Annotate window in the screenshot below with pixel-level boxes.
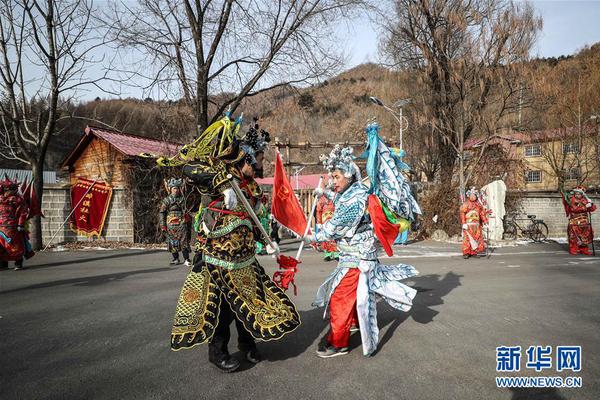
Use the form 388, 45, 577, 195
564, 167, 581, 181
526, 170, 542, 183
525, 144, 541, 157
563, 142, 580, 154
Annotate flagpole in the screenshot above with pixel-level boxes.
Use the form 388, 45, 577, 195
295, 176, 323, 260
43, 176, 101, 252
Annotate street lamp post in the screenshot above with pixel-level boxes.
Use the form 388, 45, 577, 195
369, 96, 410, 149
292, 166, 305, 190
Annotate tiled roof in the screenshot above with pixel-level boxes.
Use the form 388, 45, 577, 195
87, 126, 182, 157
464, 125, 597, 150
61, 125, 182, 167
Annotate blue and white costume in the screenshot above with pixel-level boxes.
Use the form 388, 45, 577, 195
313, 125, 421, 356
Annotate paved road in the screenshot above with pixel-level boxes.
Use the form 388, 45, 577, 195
1, 241, 599, 400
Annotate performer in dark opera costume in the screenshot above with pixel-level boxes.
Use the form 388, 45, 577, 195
159, 178, 192, 266
0, 178, 34, 271
562, 186, 596, 255
153, 116, 300, 372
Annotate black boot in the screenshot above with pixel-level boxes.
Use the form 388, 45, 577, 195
209, 356, 240, 373
245, 348, 262, 364
13, 259, 24, 270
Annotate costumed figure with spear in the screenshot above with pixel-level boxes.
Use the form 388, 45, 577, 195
0, 176, 39, 271
460, 187, 489, 259
304, 122, 421, 358
561, 186, 596, 255
147, 115, 300, 373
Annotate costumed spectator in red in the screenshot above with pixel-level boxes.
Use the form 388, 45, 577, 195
561, 186, 596, 255
0, 178, 34, 270
315, 192, 339, 262
460, 187, 488, 259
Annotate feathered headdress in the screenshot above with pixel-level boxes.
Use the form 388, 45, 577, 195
240, 118, 270, 165
142, 115, 244, 167
319, 145, 361, 181
466, 187, 479, 198
0, 174, 18, 192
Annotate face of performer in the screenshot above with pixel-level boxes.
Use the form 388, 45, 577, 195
241, 160, 255, 178
574, 192, 583, 200
170, 186, 180, 196
331, 169, 351, 193
254, 152, 264, 179
469, 193, 477, 202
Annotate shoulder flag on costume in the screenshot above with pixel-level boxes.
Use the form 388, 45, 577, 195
271, 152, 308, 237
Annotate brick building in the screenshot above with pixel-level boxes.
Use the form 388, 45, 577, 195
42, 126, 180, 244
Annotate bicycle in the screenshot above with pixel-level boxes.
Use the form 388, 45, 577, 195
502, 213, 549, 242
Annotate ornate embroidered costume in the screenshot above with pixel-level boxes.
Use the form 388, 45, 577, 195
311, 128, 421, 357
160, 178, 191, 265
0, 178, 34, 270
164, 116, 299, 370
460, 188, 488, 257
562, 187, 596, 255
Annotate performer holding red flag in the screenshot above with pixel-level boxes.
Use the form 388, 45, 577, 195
562, 186, 596, 255
1, 177, 35, 270
304, 122, 421, 358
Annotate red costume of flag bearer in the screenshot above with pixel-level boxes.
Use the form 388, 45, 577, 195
0, 177, 35, 270
316, 194, 339, 261
460, 187, 488, 259
561, 187, 596, 255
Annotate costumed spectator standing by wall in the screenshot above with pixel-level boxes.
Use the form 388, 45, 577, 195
156, 116, 299, 373
0, 178, 34, 271
460, 187, 489, 259
315, 191, 339, 262
160, 178, 192, 266
305, 127, 421, 358
562, 187, 596, 255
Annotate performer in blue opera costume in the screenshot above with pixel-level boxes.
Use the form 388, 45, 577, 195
305, 122, 422, 357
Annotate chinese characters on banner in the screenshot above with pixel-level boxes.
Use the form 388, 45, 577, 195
70, 178, 113, 237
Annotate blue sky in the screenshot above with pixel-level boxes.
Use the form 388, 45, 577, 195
344, 0, 600, 67
23, 0, 599, 100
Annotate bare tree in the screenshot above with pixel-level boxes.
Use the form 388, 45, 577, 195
0, 0, 112, 249
105, 0, 364, 132
380, 0, 541, 197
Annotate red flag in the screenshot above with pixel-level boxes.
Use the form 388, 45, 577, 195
28, 179, 44, 218
271, 152, 308, 237
70, 178, 113, 237
367, 194, 398, 257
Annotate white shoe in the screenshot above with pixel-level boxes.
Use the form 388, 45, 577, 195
184, 260, 192, 267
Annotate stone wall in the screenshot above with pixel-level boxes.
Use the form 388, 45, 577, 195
510, 191, 600, 238
41, 185, 134, 244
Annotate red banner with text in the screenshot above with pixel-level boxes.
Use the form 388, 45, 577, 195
70, 178, 113, 237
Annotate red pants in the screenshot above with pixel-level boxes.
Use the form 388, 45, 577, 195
327, 268, 360, 348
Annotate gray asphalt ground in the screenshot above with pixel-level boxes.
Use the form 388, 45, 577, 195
1, 240, 599, 400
